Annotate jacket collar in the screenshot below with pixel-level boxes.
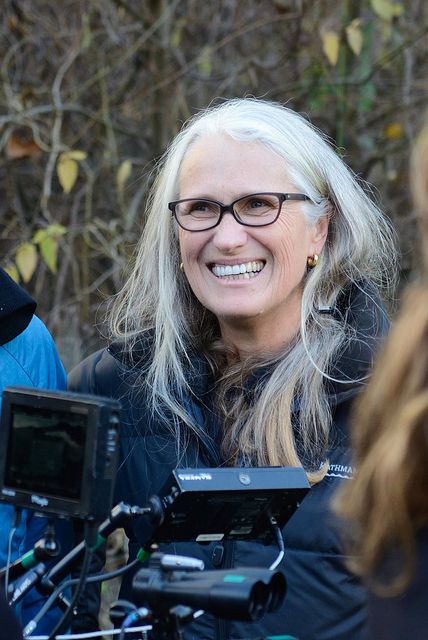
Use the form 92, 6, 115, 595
107, 282, 389, 403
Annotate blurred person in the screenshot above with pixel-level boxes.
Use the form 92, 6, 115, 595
0, 266, 71, 634
335, 120, 428, 640
69, 98, 397, 639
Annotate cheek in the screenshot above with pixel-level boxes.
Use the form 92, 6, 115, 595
270, 219, 309, 276
178, 230, 205, 262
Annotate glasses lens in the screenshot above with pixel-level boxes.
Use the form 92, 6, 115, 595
234, 194, 280, 226
175, 199, 220, 230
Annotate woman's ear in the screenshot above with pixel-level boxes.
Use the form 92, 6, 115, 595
310, 215, 329, 255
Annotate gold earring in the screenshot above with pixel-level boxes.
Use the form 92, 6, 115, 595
180, 262, 184, 272
307, 254, 319, 268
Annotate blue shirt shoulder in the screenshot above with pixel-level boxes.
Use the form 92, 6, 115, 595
0, 315, 66, 394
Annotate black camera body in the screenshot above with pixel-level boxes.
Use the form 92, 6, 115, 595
0, 387, 121, 521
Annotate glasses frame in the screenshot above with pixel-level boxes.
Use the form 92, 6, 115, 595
168, 192, 311, 232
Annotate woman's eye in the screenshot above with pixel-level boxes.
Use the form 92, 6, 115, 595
249, 199, 265, 208
190, 202, 208, 212
187, 201, 217, 216
246, 197, 275, 210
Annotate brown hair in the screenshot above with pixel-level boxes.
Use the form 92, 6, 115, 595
334, 121, 428, 594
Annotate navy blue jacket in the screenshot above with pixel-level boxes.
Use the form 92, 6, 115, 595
69, 285, 388, 640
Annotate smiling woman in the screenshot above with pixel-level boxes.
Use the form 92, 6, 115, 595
176, 135, 329, 354
68, 98, 398, 640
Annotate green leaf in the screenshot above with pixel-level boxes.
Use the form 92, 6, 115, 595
355, 21, 377, 112
81, 13, 92, 50
358, 80, 377, 113
170, 17, 186, 48
197, 47, 212, 76
40, 236, 58, 273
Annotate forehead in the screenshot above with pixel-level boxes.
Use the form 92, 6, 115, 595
178, 134, 293, 198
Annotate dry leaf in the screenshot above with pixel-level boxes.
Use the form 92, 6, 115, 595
15, 242, 38, 283
116, 160, 132, 191
384, 122, 403, 139
68, 150, 87, 161
322, 31, 340, 66
57, 154, 78, 194
371, 0, 403, 21
346, 19, 363, 56
4, 263, 20, 283
5, 133, 42, 160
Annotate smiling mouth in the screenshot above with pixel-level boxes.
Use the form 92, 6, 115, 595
210, 260, 265, 279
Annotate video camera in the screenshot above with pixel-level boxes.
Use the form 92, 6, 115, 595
0, 387, 310, 639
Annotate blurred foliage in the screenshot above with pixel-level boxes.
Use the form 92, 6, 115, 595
0, 0, 427, 367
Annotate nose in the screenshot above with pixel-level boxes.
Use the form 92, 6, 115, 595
211, 211, 249, 252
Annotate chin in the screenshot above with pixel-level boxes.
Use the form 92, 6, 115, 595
214, 307, 262, 323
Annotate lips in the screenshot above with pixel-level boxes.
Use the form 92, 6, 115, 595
210, 260, 265, 278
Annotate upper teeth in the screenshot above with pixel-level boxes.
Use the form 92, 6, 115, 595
211, 261, 264, 277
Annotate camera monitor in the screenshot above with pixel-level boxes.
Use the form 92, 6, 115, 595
0, 387, 121, 521
147, 466, 310, 545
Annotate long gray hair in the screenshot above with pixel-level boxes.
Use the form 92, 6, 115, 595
109, 98, 397, 483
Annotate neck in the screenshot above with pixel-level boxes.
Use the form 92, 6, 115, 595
218, 307, 302, 359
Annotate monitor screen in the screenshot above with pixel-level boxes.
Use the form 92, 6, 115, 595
4, 404, 87, 501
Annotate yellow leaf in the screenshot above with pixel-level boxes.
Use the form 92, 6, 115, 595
322, 31, 340, 66
40, 236, 58, 273
15, 242, 38, 283
116, 160, 132, 192
384, 122, 403, 139
3, 263, 20, 282
57, 154, 78, 194
67, 150, 87, 161
370, 0, 403, 21
346, 19, 363, 56
46, 223, 67, 237
32, 229, 47, 244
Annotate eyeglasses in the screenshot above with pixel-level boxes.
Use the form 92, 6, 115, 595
168, 192, 311, 232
